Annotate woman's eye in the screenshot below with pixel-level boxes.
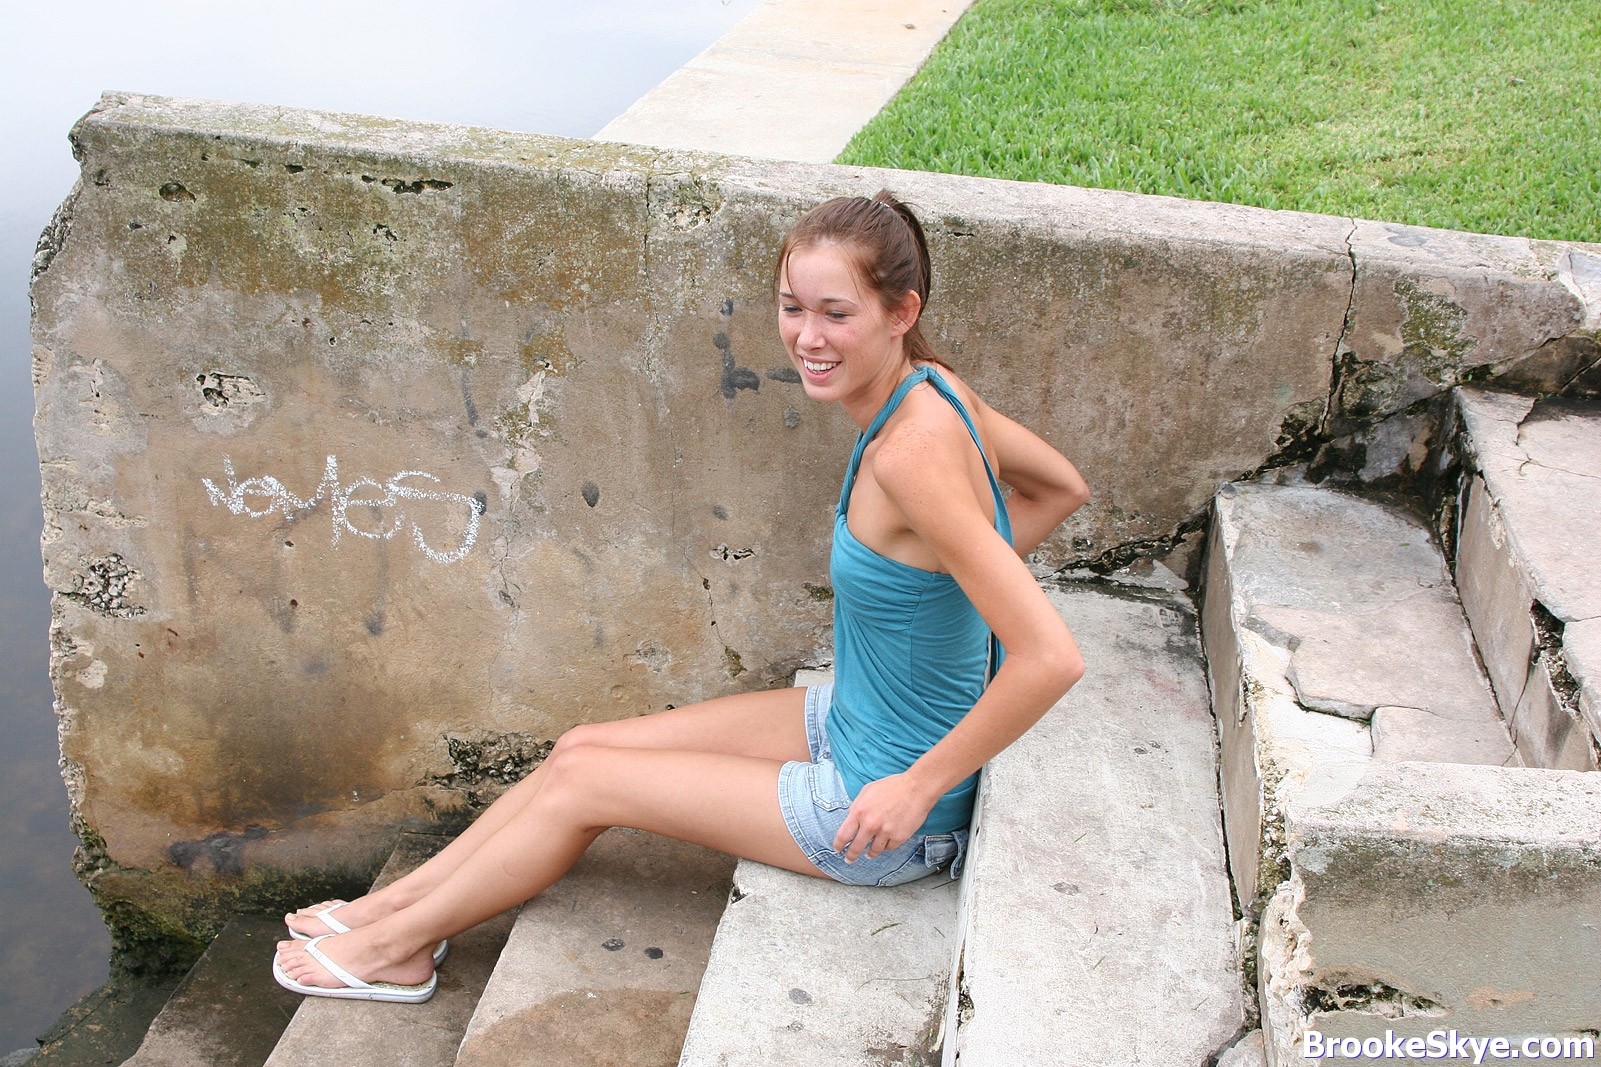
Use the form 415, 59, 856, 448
781, 304, 801, 314
828, 310, 848, 320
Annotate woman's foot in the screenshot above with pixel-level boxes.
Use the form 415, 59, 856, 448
284, 887, 409, 938
274, 932, 437, 996
286, 897, 450, 964
284, 899, 355, 939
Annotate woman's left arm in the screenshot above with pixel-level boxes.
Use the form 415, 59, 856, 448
973, 395, 1090, 557
830, 415, 1085, 862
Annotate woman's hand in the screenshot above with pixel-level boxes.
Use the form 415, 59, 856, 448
833, 772, 940, 862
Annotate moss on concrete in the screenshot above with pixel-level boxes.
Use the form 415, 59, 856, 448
424, 732, 556, 811
85, 863, 376, 982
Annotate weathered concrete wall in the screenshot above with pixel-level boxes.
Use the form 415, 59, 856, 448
30, 92, 1601, 952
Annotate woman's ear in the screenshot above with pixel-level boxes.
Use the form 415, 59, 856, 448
888, 290, 922, 338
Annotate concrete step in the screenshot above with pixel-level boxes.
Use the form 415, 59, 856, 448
21, 981, 179, 1067
680, 856, 958, 1066
456, 828, 734, 1067
1203, 480, 1599, 1062
264, 832, 517, 1067
122, 916, 300, 1067
943, 581, 1245, 1066
679, 667, 960, 1066
1451, 387, 1601, 770
1204, 478, 1510, 912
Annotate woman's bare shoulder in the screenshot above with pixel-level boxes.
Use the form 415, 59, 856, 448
869, 366, 995, 491
922, 363, 1008, 452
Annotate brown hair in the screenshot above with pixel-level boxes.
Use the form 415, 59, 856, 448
775, 190, 942, 367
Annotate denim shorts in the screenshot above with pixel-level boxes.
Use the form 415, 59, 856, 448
778, 683, 968, 887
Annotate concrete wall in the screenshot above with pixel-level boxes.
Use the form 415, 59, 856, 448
30, 92, 1601, 951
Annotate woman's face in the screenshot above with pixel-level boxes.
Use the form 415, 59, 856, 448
777, 242, 915, 413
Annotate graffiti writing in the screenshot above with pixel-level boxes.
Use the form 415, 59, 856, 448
202, 455, 485, 564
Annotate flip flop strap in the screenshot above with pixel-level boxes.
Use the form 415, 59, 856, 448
312, 902, 351, 934
303, 935, 372, 991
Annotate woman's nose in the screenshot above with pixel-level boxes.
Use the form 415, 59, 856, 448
797, 313, 823, 350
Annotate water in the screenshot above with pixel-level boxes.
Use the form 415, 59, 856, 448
0, 0, 761, 1049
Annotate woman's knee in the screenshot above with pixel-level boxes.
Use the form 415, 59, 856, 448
530, 743, 614, 822
550, 721, 610, 757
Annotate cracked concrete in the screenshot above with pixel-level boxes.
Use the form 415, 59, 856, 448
1213, 482, 1504, 731
1453, 388, 1601, 769
1256, 764, 1601, 1063
1458, 389, 1601, 623
1300, 222, 1601, 510
1322, 220, 1361, 434
1556, 248, 1601, 333
1204, 481, 1514, 920
1207, 476, 1601, 1065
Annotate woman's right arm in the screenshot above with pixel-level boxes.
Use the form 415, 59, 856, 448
977, 399, 1090, 557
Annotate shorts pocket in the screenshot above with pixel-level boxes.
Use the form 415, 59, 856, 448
807, 762, 852, 813
922, 829, 969, 879
922, 834, 958, 869
872, 844, 931, 887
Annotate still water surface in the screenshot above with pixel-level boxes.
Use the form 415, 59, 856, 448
0, 0, 760, 1049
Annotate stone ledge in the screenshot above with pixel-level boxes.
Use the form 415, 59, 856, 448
1203, 480, 1601, 1065
678, 666, 958, 1066
459, 829, 734, 1067
678, 862, 957, 1065
1259, 764, 1601, 1061
122, 915, 298, 1067
943, 583, 1243, 1066
1204, 480, 1514, 912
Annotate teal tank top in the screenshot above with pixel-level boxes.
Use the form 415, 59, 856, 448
825, 365, 1013, 834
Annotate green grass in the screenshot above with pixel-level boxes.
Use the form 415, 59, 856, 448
839, 0, 1601, 242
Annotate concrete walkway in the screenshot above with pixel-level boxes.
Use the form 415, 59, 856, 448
594, 0, 976, 162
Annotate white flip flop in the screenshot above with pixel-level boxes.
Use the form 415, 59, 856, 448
287, 901, 449, 965
272, 934, 436, 1004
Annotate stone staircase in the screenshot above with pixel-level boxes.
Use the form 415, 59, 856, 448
1204, 388, 1599, 1062
113, 386, 1598, 1067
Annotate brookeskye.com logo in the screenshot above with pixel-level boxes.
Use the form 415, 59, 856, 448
1303, 1030, 1597, 1064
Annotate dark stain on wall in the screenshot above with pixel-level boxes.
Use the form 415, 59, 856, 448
167, 825, 269, 875
716, 332, 759, 399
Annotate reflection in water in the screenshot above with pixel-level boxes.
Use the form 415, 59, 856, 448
0, 0, 760, 1050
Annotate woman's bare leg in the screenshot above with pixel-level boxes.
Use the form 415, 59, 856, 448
286, 685, 811, 937
277, 739, 820, 990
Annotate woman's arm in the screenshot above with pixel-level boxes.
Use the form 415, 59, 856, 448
830, 409, 1085, 861
975, 396, 1090, 558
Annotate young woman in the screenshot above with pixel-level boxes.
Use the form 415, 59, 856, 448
274, 191, 1088, 1002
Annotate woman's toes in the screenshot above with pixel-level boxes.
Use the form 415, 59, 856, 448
285, 899, 347, 936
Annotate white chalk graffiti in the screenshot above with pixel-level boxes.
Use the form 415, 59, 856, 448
202, 455, 485, 564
